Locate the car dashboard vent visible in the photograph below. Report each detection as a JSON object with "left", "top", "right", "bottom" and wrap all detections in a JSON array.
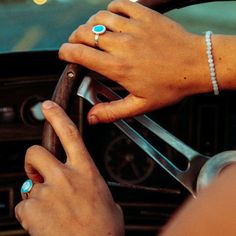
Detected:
[{"left": 109, "top": 182, "right": 187, "bottom": 235}]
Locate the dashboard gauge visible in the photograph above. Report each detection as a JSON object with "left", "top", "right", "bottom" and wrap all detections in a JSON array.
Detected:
[
  {"left": 104, "top": 135, "right": 155, "bottom": 184},
  {"left": 0, "top": 107, "right": 15, "bottom": 123},
  {"left": 20, "top": 96, "right": 45, "bottom": 126}
]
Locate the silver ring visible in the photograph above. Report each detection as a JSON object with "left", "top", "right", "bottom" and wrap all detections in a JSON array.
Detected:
[
  {"left": 21, "top": 179, "right": 33, "bottom": 199},
  {"left": 92, "top": 25, "right": 106, "bottom": 47}
]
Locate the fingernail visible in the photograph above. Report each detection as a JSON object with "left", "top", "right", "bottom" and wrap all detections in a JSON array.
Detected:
[
  {"left": 42, "top": 101, "right": 56, "bottom": 110},
  {"left": 88, "top": 115, "right": 98, "bottom": 125}
]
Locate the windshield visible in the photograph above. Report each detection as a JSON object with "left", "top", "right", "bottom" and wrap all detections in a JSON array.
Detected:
[
  {"left": 1, "top": 0, "right": 236, "bottom": 53},
  {"left": 0, "top": 0, "right": 110, "bottom": 53}
]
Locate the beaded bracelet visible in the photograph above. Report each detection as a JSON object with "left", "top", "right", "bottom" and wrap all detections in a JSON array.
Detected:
[{"left": 205, "top": 31, "right": 219, "bottom": 95}]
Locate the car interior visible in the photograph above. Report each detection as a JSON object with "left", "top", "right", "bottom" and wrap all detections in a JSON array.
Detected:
[{"left": 1, "top": 0, "right": 236, "bottom": 235}]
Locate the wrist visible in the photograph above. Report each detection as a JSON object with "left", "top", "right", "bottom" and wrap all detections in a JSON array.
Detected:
[
  {"left": 187, "top": 33, "right": 236, "bottom": 94},
  {"left": 182, "top": 33, "right": 213, "bottom": 97},
  {"left": 211, "top": 34, "right": 236, "bottom": 91}
]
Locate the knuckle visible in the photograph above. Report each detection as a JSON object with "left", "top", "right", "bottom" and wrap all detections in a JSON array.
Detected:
[
  {"left": 58, "top": 43, "right": 69, "bottom": 59},
  {"left": 19, "top": 219, "right": 28, "bottom": 232},
  {"left": 85, "top": 165, "right": 99, "bottom": 181},
  {"left": 108, "top": 0, "right": 123, "bottom": 10},
  {"left": 69, "top": 25, "right": 87, "bottom": 42},
  {"left": 95, "top": 102, "right": 119, "bottom": 123},
  {"left": 25, "top": 145, "right": 42, "bottom": 157},
  {"left": 54, "top": 166, "right": 67, "bottom": 183},
  {"left": 14, "top": 204, "right": 22, "bottom": 221},
  {"left": 71, "top": 44, "right": 85, "bottom": 62},
  {"left": 52, "top": 168, "right": 75, "bottom": 191},
  {"left": 20, "top": 201, "right": 35, "bottom": 230},
  {"left": 14, "top": 201, "right": 32, "bottom": 231},
  {"left": 59, "top": 43, "right": 86, "bottom": 63},
  {"left": 107, "top": 1, "right": 114, "bottom": 10},
  {"left": 65, "top": 123, "right": 80, "bottom": 141},
  {"left": 46, "top": 104, "right": 62, "bottom": 117},
  {"left": 77, "top": 24, "right": 87, "bottom": 32},
  {"left": 93, "top": 10, "right": 108, "bottom": 22},
  {"left": 104, "top": 105, "right": 119, "bottom": 123},
  {"left": 75, "top": 24, "right": 87, "bottom": 36},
  {"left": 112, "top": 58, "right": 130, "bottom": 79}
]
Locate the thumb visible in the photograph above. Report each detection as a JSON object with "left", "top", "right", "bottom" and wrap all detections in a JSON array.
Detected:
[{"left": 87, "top": 94, "right": 146, "bottom": 124}]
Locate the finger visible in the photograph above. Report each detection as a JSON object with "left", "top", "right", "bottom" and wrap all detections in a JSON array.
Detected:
[
  {"left": 68, "top": 24, "right": 124, "bottom": 51},
  {"left": 25, "top": 145, "right": 64, "bottom": 183},
  {"left": 15, "top": 200, "right": 25, "bottom": 223},
  {"left": 87, "top": 94, "right": 146, "bottom": 124},
  {"left": 59, "top": 43, "right": 118, "bottom": 79},
  {"left": 15, "top": 201, "right": 26, "bottom": 227},
  {"left": 41, "top": 101, "right": 96, "bottom": 170},
  {"left": 15, "top": 198, "right": 38, "bottom": 232},
  {"left": 108, "top": 0, "right": 152, "bottom": 20},
  {"left": 86, "top": 10, "right": 134, "bottom": 33}
]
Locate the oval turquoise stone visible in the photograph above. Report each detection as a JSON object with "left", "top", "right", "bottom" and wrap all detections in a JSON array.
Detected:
[
  {"left": 21, "top": 179, "right": 33, "bottom": 193},
  {"left": 92, "top": 25, "right": 106, "bottom": 34}
]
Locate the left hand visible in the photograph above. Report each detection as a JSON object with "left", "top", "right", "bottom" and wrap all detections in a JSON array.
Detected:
[
  {"left": 15, "top": 101, "right": 124, "bottom": 236},
  {"left": 59, "top": 0, "right": 209, "bottom": 124}
]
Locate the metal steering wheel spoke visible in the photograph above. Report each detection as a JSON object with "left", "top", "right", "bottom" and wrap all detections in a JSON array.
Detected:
[{"left": 77, "top": 76, "right": 210, "bottom": 196}]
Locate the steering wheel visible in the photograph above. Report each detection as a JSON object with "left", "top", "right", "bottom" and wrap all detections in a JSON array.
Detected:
[{"left": 42, "top": 0, "right": 236, "bottom": 198}]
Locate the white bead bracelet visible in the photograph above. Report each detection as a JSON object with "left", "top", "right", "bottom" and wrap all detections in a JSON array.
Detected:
[{"left": 205, "top": 31, "right": 219, "bottom": 95}]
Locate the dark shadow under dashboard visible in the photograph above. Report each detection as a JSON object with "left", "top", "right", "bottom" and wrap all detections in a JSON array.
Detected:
[{"left": 0, "top": 51, "right": 236, "bottom": 236}]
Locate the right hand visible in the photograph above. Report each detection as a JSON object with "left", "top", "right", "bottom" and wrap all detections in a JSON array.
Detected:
[
  {"left": 15, "top": 101, "right": 124, "bottom": 236},
  {"left": 59, "top": 0, "right": 211, "bottom": 124}
]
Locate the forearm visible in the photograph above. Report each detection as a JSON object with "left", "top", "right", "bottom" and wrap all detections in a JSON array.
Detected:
[{"left": 161, "top": 163, "right": 236, "bottom": 236}]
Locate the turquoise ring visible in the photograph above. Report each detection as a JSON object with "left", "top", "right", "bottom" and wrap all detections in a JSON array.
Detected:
[
  {"left": 92, "top": 25, "right": 106, "bottom": 47},
  {"left": 21, "top": 179, "right": 33, "bottom": 199}
]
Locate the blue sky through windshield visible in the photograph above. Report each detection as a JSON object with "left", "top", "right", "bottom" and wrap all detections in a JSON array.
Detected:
[{"left": 0, "top": 0, "right": 236, "bottom": 53}]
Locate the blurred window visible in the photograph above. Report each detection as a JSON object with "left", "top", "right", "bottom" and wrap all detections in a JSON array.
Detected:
[{"left": 0, "top": 0, "right": 236, "bottom": 53}]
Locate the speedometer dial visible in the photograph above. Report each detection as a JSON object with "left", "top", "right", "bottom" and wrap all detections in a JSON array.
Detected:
[{"left": 104, "top": 135, "right": 155, "bottom": 184}]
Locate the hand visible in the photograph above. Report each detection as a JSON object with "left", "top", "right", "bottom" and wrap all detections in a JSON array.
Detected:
[
  {"left": 59, "top": 0, "right": 212, "bottom": 124},
  {"left": 15, "top": 101, "right": 124, "bottom": 236}
]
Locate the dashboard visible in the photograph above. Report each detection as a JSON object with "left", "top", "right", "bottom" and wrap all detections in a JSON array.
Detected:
[
  {"left": 0, "top": 51, "right": 236, "bottom": 236},
  {"left": 0, "top": 51, "right": 61, "bottom": 235}
]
